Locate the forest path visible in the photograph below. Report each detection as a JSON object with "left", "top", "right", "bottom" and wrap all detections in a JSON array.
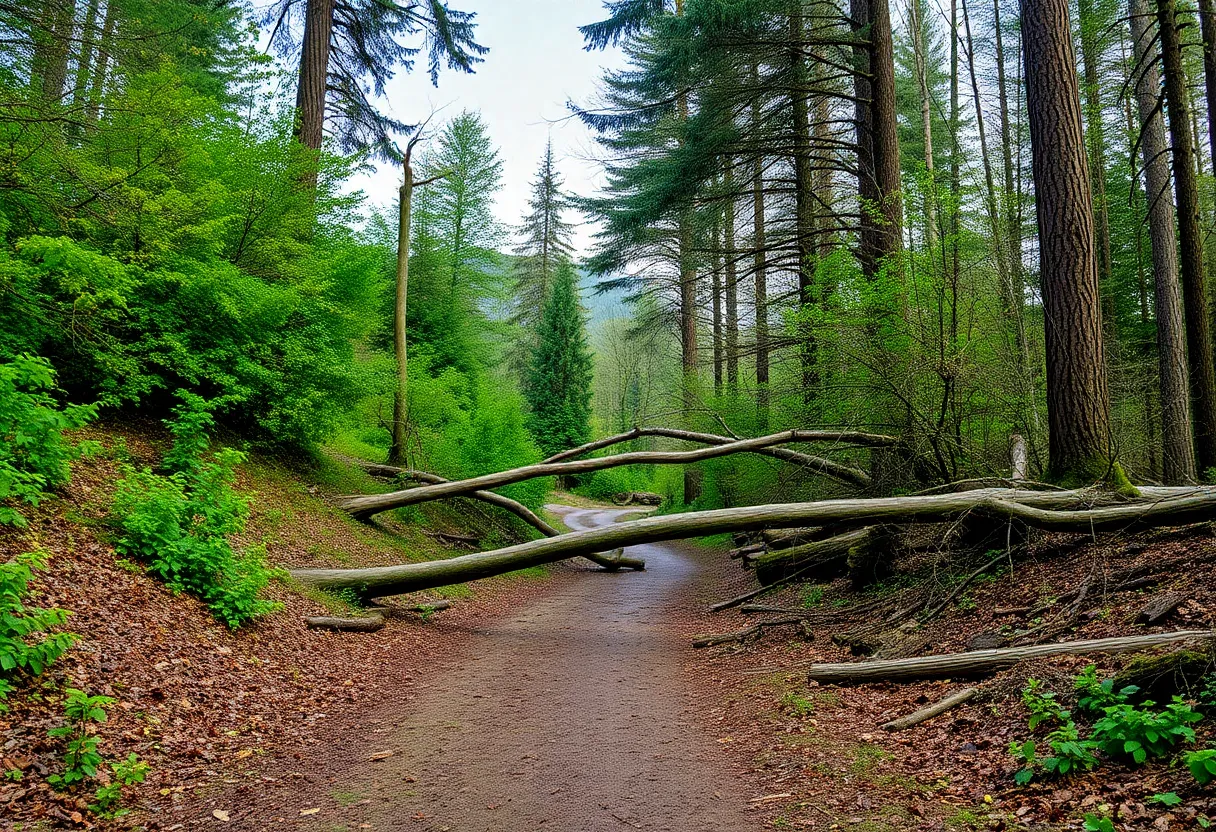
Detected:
[{"left": 270, "top": 505, "right": 760, "bottom": 832}]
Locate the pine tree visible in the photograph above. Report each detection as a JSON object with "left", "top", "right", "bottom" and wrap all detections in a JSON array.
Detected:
[
  {"left": 512, "top": 139, "right": 575, "bottom": 335},
  {"left": 525, "top": 264, "right": 594, "bottom": 458}
]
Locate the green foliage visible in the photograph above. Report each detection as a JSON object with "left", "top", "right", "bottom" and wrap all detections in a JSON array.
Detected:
[
  {"left": 526, "top": 264, "right": 594, "bottom": 457},
  {"left": 47, "top": 689, "right": 114, "bottom": 789},
  {"left": 1148, "top": 792, "right": 1183, "bottom": 806},
  {"left": 1083, "top": 814, "right": 1115, "bottom": 832},
  {"left": 0, "top": 355, "right": 96, "bottom": 526},
  {"left": 89, "top": 753, "right": 149, "bottom": 818},
  {"left": 1089, "top": 697, "right": 1201, "bottom": 764},
  {"left": 111, "top": 396, "right": 283, "bottom": 628},
  {"left": 1184, "top": 749, "right": 1216, "bottom": 785},
  {"left": 1010, "top": 669, "right": 1205, "bottom": 784},
  {"left": 0, "top": 551, "right": 77, "bottom": 705}
]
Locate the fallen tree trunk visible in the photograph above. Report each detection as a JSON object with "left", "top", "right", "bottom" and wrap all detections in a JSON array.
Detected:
[
  {"left": 612, "top": 491, "right": 663, "bottom": 506},
  {"left": 340, "top": 457, "right": 643, "bottom": 571},
  {"left": 753, "top": 528, "right": 872, "bottom": 586},
  {"left": 881, "top": 687, "right": 978, "bottom": 731},
  {"left": 804, "top": 631, "right": 1213, "bottom": 684},
  {"left": 543, "top": 426, "right": 897, "bottom": 464},
  {"left": 305, "top": 615, "right": 385, "bottom": 633},
  {"left": 295, "top": 488, "right": 1216, "bottom": 599},
  {"left": 339, "top": 430, "right": 882, "bottom": 519}
]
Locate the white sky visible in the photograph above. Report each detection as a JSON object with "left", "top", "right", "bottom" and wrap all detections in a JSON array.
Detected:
[{"left": 344, "top": 1, "right": 624, "bottom": 256}]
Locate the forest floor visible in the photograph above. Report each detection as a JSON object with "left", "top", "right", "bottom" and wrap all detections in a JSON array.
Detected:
[{"left": 4, "top": 427, "right": 1216, "bottom": 831}]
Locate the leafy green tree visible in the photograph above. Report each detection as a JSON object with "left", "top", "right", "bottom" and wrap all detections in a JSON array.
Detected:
[
  {"left": 512, "top": 139, "right": 576, "bottom": 336},
  {"left": 526, "top": 264, "right": 593, "bottom": 457}
]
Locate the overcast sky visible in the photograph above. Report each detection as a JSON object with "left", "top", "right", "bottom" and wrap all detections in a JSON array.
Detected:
[{"left": 344, "top": 1, "right": 623, "bottom": 256}]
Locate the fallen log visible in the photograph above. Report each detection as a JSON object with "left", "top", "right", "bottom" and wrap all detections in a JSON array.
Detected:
[
  {"left": 340, "top": 430, "right": 883, "bottom": 519},
  {"left": 544, "top": 426, "right": 897, "bottom": 465},
  {"left": 692, "top": 616, "right": 809, "bottom": 648},
  {"left": 337, "top": 458, "right": 644, "bottom": 572},
  {"left": 804, "top": 630, "right": 1213, "bottom": 684},
  {"left": 305, "top": 615, "right": 385, "bottom": 633},
  {"left": 763, "top": 527, "right": 829, "bottom": 549},
  {"left": 366, "top": 600, "right": 452, "bottom": 615},
  {"left": 881, "top": 687, "right": 978, "bottom": 731},
  {"left": 294, "top": 488, "right": 1216, "bottom": 598},
  {"left": 753, "top": 528, "right": 872, "bottom": 586}
]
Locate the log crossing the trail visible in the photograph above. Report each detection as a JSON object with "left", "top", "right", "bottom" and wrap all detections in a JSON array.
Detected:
[
  {"left": 293, "top": 486, "right": 1216, "bottom": 599},
  {"left": 336, "top": 429, "right": 886, "bottom": 519}
]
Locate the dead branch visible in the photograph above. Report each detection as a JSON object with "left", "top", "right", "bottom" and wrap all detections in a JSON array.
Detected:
[
  {"left": 804, "top": 631, "right": 1214, "bottom": 684},
  {"left": 881, "top": 687, "right": 978, "bottom": 731},
  {"left": 691, "top": 616, "right": 810, "bottom": 648}
]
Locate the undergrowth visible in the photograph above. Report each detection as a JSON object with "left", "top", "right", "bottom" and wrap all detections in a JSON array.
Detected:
[{"left": 111, "top": 394, "right": 284, "bottom": 628}]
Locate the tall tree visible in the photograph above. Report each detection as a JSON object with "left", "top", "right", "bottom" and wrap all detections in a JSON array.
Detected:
[
  {"left": 1157, "top": 0, "right": 1216, "bottom": 472},
  {"left": 1129, "top": 0, "right": 1196, "bottom": 483},
  {"left": 266, "top": 0, "right": 485, "bottom": 171},
  {"left": 1022, "top": 0, "right": 1117, "bottom": 483},
  {"left": 526, "top": 264, "right": 594, "bottom": 458},
  {"left": 512, "top": 139, "right": 576, "bottom": 336}
]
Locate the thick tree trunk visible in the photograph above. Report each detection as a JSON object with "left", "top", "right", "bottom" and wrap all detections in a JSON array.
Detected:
[
  {"left": 1159, "top": 0, "right": 1216, "bottom": 472},
  {"left": 869, "top": 0, "right": 904, "bottom": 263},
  {"left": 851, "top": 0, "right": 879, "bottom": 280},
  {"left": 300, "top": 488, "right": 1216, "bottom": 597},
  {"left": 71, "top": 0, "right": 100, "bottom": 114},
  {"left": 1022, "top": 0, "right": 1116, "bottom": 483},
  {"left": 294, "top": 0, "right": 335, "bottom": 163},
  {"left": 1130, "top": 0, "right": 1198, "bottom": 484},
  {"left": 341, "top": 429, "right": 880, "bottom": 519},
  {"left": 34, "top": 0, "right": 76, "bottom": 106},
  {"left": 753, "top": 527, "right": 872, "bottom": 586},
  {"left": 805, "top": 631, "right": 1213, "bottom": 683},
  {"left": 389, "top": 163, "right": 414, "bottom": 465},
  {"left": 84, "top": 0, "right": 115, "bottom": 128}
]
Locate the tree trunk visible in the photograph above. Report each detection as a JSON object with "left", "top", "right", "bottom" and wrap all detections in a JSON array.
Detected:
[
  {"left": 712, "top": 210, "right": 723, "bottom": 394},
  {"left": 71, "top": 0, "right": 100, "bottom": 114},
  {"left": 294, "top": 0, "right": 335, "bottom": 163},
  {"left": 297, "top": 489, "right": 1216, "bottom": 598},
  {"left": 342, "top": 429, "right": 883, "bottom": 519},
  {"left": 805, "top": 631, "right": 1213, "bottom": 683},
  {"left": 752, "top": 64, "right": 770, "bottom": 429},
  {"left": 1077, "top": 0, "right": 1114, "bottom": 318},
  {"left": 389, "top": 163, "right": 414, "bottom": 465},
  {"left": 724, "top": 159, "right": 740, "bottom": 389},
  {"left": 84, "top": 0, "right": 115, "bottom": 128},
  {"left": 851, "top": 0, "right": 879, "bottom": 281},
  {"left": 1130, "top": 0, "right": 1198, "bottom": 484},
  {"left": 34, "top": 0, "right": 76, "bottom": 106},
  {"left": 1022, "top": 0, "right": 1116, "bottom": 484},
  {"left": 1159, "top": 0, "right": 1216, "bottom": 473},
  {"left": 790, "top": 3, "right": 818, "bottom": 408},
  {"left": 753, "top": 527, "right": 873, "bottom": 586},
  {"left": 910, "top": 0, "right": 938, "bottom": 249}
]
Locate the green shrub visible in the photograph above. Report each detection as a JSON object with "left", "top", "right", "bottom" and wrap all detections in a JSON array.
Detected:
[
  {"left": 0, "top": 550, "right": 77, "bottom": 707},
  {"left": 89, "top": 752, "right": 149, "bottom": 818},
  {"left": 1010, "top": 667, "right": 1205, "bottom": 783},
  {"left": 47, "top": 688, "right": 113, "bottom": 789},
  {"left": 112, "top": 397, "right": 283, "bottom": 628},
  {"left": 0, "top": 355, "right": 96, "bottom": 526},
  {"left": 1185, "top": 749, "right": 1216, "bottom": 785}
]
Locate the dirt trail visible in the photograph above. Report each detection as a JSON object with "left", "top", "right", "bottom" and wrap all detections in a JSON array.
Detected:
[{"left": 223, "top": 505, "right": 760, "bottom": 832}]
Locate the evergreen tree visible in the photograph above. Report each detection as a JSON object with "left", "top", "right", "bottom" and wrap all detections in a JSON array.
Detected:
[
  {"left": 525, "top": 264, "right": 593, "bottom": 458},
  {"left": 512, "top": 139, "right": 576, "bottom": 334}
]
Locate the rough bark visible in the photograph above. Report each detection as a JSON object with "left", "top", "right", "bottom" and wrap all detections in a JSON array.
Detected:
[
  {"left": 753, "top": 528, "right": 872, "bottom": 586},
  {"left": 723, "top": 158, "right": 740, "bottom": 388},
  {"left": 1022, "top": 0, "right": 1116, "bottom": 483},
  {"left": 294, "top": 0, "right": 335, "bottom": 154},
  {"left": 1158, "top": 0, "right": 1216, "bottom": 472},
  {"left": 881, "top": 687, "right": 977, "bottom": 730},
  {"left": 1129, "top": 0, "right": 1197, "bottom": 484},
  {"left": 851, "top": 0, "right": 879, "bottom": 280},
  {"left": 1077, "top": 0, "right": 1114, "bottom": 307},
  {"left": 806, "top": 631, "right": 1213, "bottom": 683},
  {"left": 300, "top": 488, "right": 1216, "bottom": 598},
  {"left": 1137, "top": 591, "right": 1186, "bottom": 624}
]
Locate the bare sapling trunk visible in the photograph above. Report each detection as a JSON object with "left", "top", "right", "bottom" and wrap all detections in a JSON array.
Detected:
[{"left": 389, "top": 162, "right": 413, "bottom": 465}]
